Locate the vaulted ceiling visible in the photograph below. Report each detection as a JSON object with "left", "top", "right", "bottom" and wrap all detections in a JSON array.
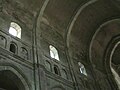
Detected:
[
  {"left": 3, "top": 0, "right": 120, "bottom": 70},
  {"left": 38, "top": 0, "right": 120, "bottom": 70}
]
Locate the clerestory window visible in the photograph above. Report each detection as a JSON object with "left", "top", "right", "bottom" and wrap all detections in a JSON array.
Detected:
[
  {"left": 49, "top": 45, "right": 59, "bottom": 61},
  {"left": 9, "top": 22, "right": 21, "bottom": 38},
  {"left": 78, "top": 62, "right": 87, "bottom": 76}
]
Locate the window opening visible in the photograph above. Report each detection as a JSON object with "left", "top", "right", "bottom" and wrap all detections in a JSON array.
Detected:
[
  {"left": 54, "top": 65, "right": 60, "bottom": 75},
  {"left": 49, "top": 45, "right": 59, "bottom": 60},
  {"left": 78, "top": 62, "right": 87, "bottom": 76},
  {"left": 9, "top": 22, "right": 21, "bottom": 38},
  {"left": 10, "top": 43, "right": 16, "bottom": 53}
]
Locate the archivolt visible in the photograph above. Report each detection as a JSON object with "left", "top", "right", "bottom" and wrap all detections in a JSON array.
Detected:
[
  {"left": 66, "top": 0, "right": 97, "bottom": 47},
  {"left": 89, "top": 19, "right": 120, "bottom": 70},
  {"left": 0, "top": 64, "right": 31, "bottom": 90}
]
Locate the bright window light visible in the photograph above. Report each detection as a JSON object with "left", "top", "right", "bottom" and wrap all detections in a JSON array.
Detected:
[
  {"left": 9, "top": 27, "right": 17, "bottom": 36},
  {"left": 50, "top": 45, "right": 59, "bottom": 61},
  {"left": 9, "top": 22, "right": 21, "bottom": 38},
  {"left": 78, "top": 62, "right": 87, "bottom": 76}
]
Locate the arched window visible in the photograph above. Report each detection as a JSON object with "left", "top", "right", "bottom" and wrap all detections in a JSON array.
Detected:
[
  {"left": 9, "top": 43, "right": 17, "bottom": 54},
  {"left": 49, "top": 45, "right": 59, "bottom": 60},
  {"left": 78, "top": 62, "right": 87, "bottom": 76},
  {"left": 9, "top": 22, "right": 21, "bottom": 38},
  {"left": 54, "top": 65, "right": 60, "bottom": 75},
  {"left": 21, "top": 47, "right": 28, "bottom": 60}
]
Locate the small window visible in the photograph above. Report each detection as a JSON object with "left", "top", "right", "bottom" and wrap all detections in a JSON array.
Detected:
[
  {"left": 21, "top": 47, "right": 28, "bottom": 60},
  {"left": 78, "top": 62, "right": 87, "bottom": 76},
  {"left": 49, "top": 45, "right": 59, "bottom": 60},
  {"left": 54, "top": 65, "right": 60, "bottom": 75},
  {"left": 10, "top": 43, "right": 17, "bottom": 53},
  {"left": 9, "top": 22, "right": 21, "bottom": 38}
]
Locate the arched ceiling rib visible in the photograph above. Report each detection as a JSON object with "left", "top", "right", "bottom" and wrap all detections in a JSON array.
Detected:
[
  {"left": 37, "top": 0, "right": 91, "bottom": 48},
  {"left": 67, "top": 0, "right": 120, "bottom": 62},
  {"left": 41, "top": 0, "right": 87, "bottom": 36},
  {"left": 90, "top": 19, "right": 120, "bottom": 70},
  {"left": 112, "top": 43, "right": 120, "bottom": 65},
  {"left": 9, "top": 0, "right": 120, "bottom": 65},
  {"left": 66, "top": 0, "right": 97, "bottom": 47}
]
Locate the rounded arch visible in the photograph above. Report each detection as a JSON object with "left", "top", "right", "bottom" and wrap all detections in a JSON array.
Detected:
[
  {"left": 66, "top": 0, "right": 120, "bottom": 65},
  {"left": 0, "top": 70, "right": 24, "bottom": 90},
  {"left": 89, "top": 19, "right": 120, "bottom": 90},
  {"left": 104, "top": 36, "right": 120, "bottom": 90},
  {"left": 66, "top": 0, "right": 97, "bottom": 47},
  {"left": 89, "top": 19, "right": 120, "bottom": 70},
  {"left": 9, "top": 42, "right": 18, "bottom": 54},
  {"left": 0, "top": 65, "right": 30, "bottom": 90}
]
